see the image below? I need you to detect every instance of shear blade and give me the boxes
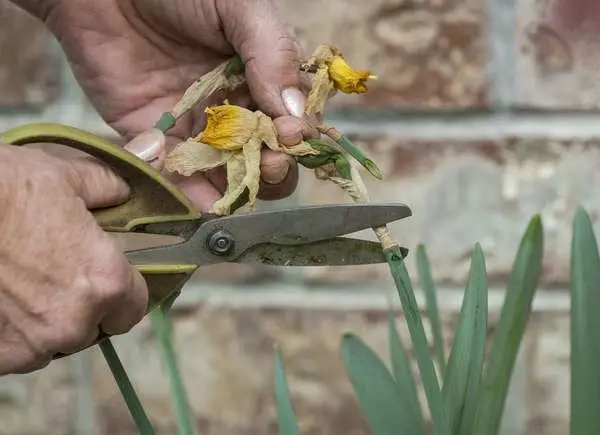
[234,237,409,267]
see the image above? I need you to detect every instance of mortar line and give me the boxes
[328,113,600,141]
[174,283,570,313]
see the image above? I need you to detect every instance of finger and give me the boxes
[257,151,298,201]
[99,266,149,336]
[66,158,130,209]
[274,116,319,147]
[203,167,228,195]
[123,128,167,169]
[217,0,305,119]
[166,172,223,212]
[0,348,51,375]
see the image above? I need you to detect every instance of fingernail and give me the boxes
[261,157,291,185]
[124,128,165,165]
[281,87,306,118]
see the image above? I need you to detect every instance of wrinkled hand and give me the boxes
[0,146,148,375]
[40,0,315,211]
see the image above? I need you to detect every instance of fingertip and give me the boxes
[260,150,293,185]
[258,151,299,200]
[281,87,306,118]
[274,116,319,146]
[124,128,167,170]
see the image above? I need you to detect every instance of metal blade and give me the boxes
[196,202,411,251]
[234,237,410,267]
[125,203,412,267]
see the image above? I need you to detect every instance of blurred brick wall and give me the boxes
[0,0,597,433]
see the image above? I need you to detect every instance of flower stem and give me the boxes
[99,339,155,435]
[150,308,196,435]
[316,124,382,180]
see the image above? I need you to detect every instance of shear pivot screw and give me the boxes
[207,230,234,256]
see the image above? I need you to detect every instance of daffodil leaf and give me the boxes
[334,155,352,180]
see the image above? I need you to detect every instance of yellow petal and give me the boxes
[164,139,230,176]
[305,65,336,116]
[197,104,258,150]
[328,55,375,94]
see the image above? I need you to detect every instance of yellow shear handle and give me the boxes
[0,122,199,310]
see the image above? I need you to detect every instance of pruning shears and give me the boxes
[0,122,412,352]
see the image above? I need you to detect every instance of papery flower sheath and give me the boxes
[165,102,318,215]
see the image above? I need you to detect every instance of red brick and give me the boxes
[515,0,600,108]
[295,136,600,287]
[280,0,487,109]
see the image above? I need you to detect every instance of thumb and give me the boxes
[218,0,306,119]
[66,157,130,209]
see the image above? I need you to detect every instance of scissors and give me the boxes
[0,122,412,354]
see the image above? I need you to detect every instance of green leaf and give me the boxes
[387,311,428,435]
[273,347,300,435]
[341,333,422,435]
[150,309,196,435]
[384,246,450,435]
[442,243,488,435]
[416,244,446,376]
[99,340,155,435]
[471,214,544,435]
[570,207,600,435]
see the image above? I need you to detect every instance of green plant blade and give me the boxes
[341,333,421,435]
[384,245,450,435]
[471,214,544,435]
[387,311,428,435]
[570,207,600,435]
[273,347,300,435]
[442,243,488,435]
[150,308,196,435]
[416,244,446,376]
[99,340,155,435]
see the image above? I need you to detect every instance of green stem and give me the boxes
[154,112,177,133]
[99,339,155,435]
[224,54,245,77]
[383,245,450,435]
[150,308,196,435]
[318,127,382,180]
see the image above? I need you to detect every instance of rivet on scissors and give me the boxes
[207,230,235,256]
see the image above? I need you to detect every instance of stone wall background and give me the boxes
[0,0,597,433]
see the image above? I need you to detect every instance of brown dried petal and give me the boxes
[307,43,340,65]
[305,65,335,117]
[164,139,230,176]
[210,136,263,215]
[257,112,319,156]
[211,152,247,216]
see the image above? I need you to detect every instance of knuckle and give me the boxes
[55,320,90,350]
[91,253,132,305]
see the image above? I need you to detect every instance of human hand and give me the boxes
[0,146,148,375]
[34,0,315,211]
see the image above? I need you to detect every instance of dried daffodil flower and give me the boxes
[328,55,376,94]
[165,102,318,215]
[305,44,377,116]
